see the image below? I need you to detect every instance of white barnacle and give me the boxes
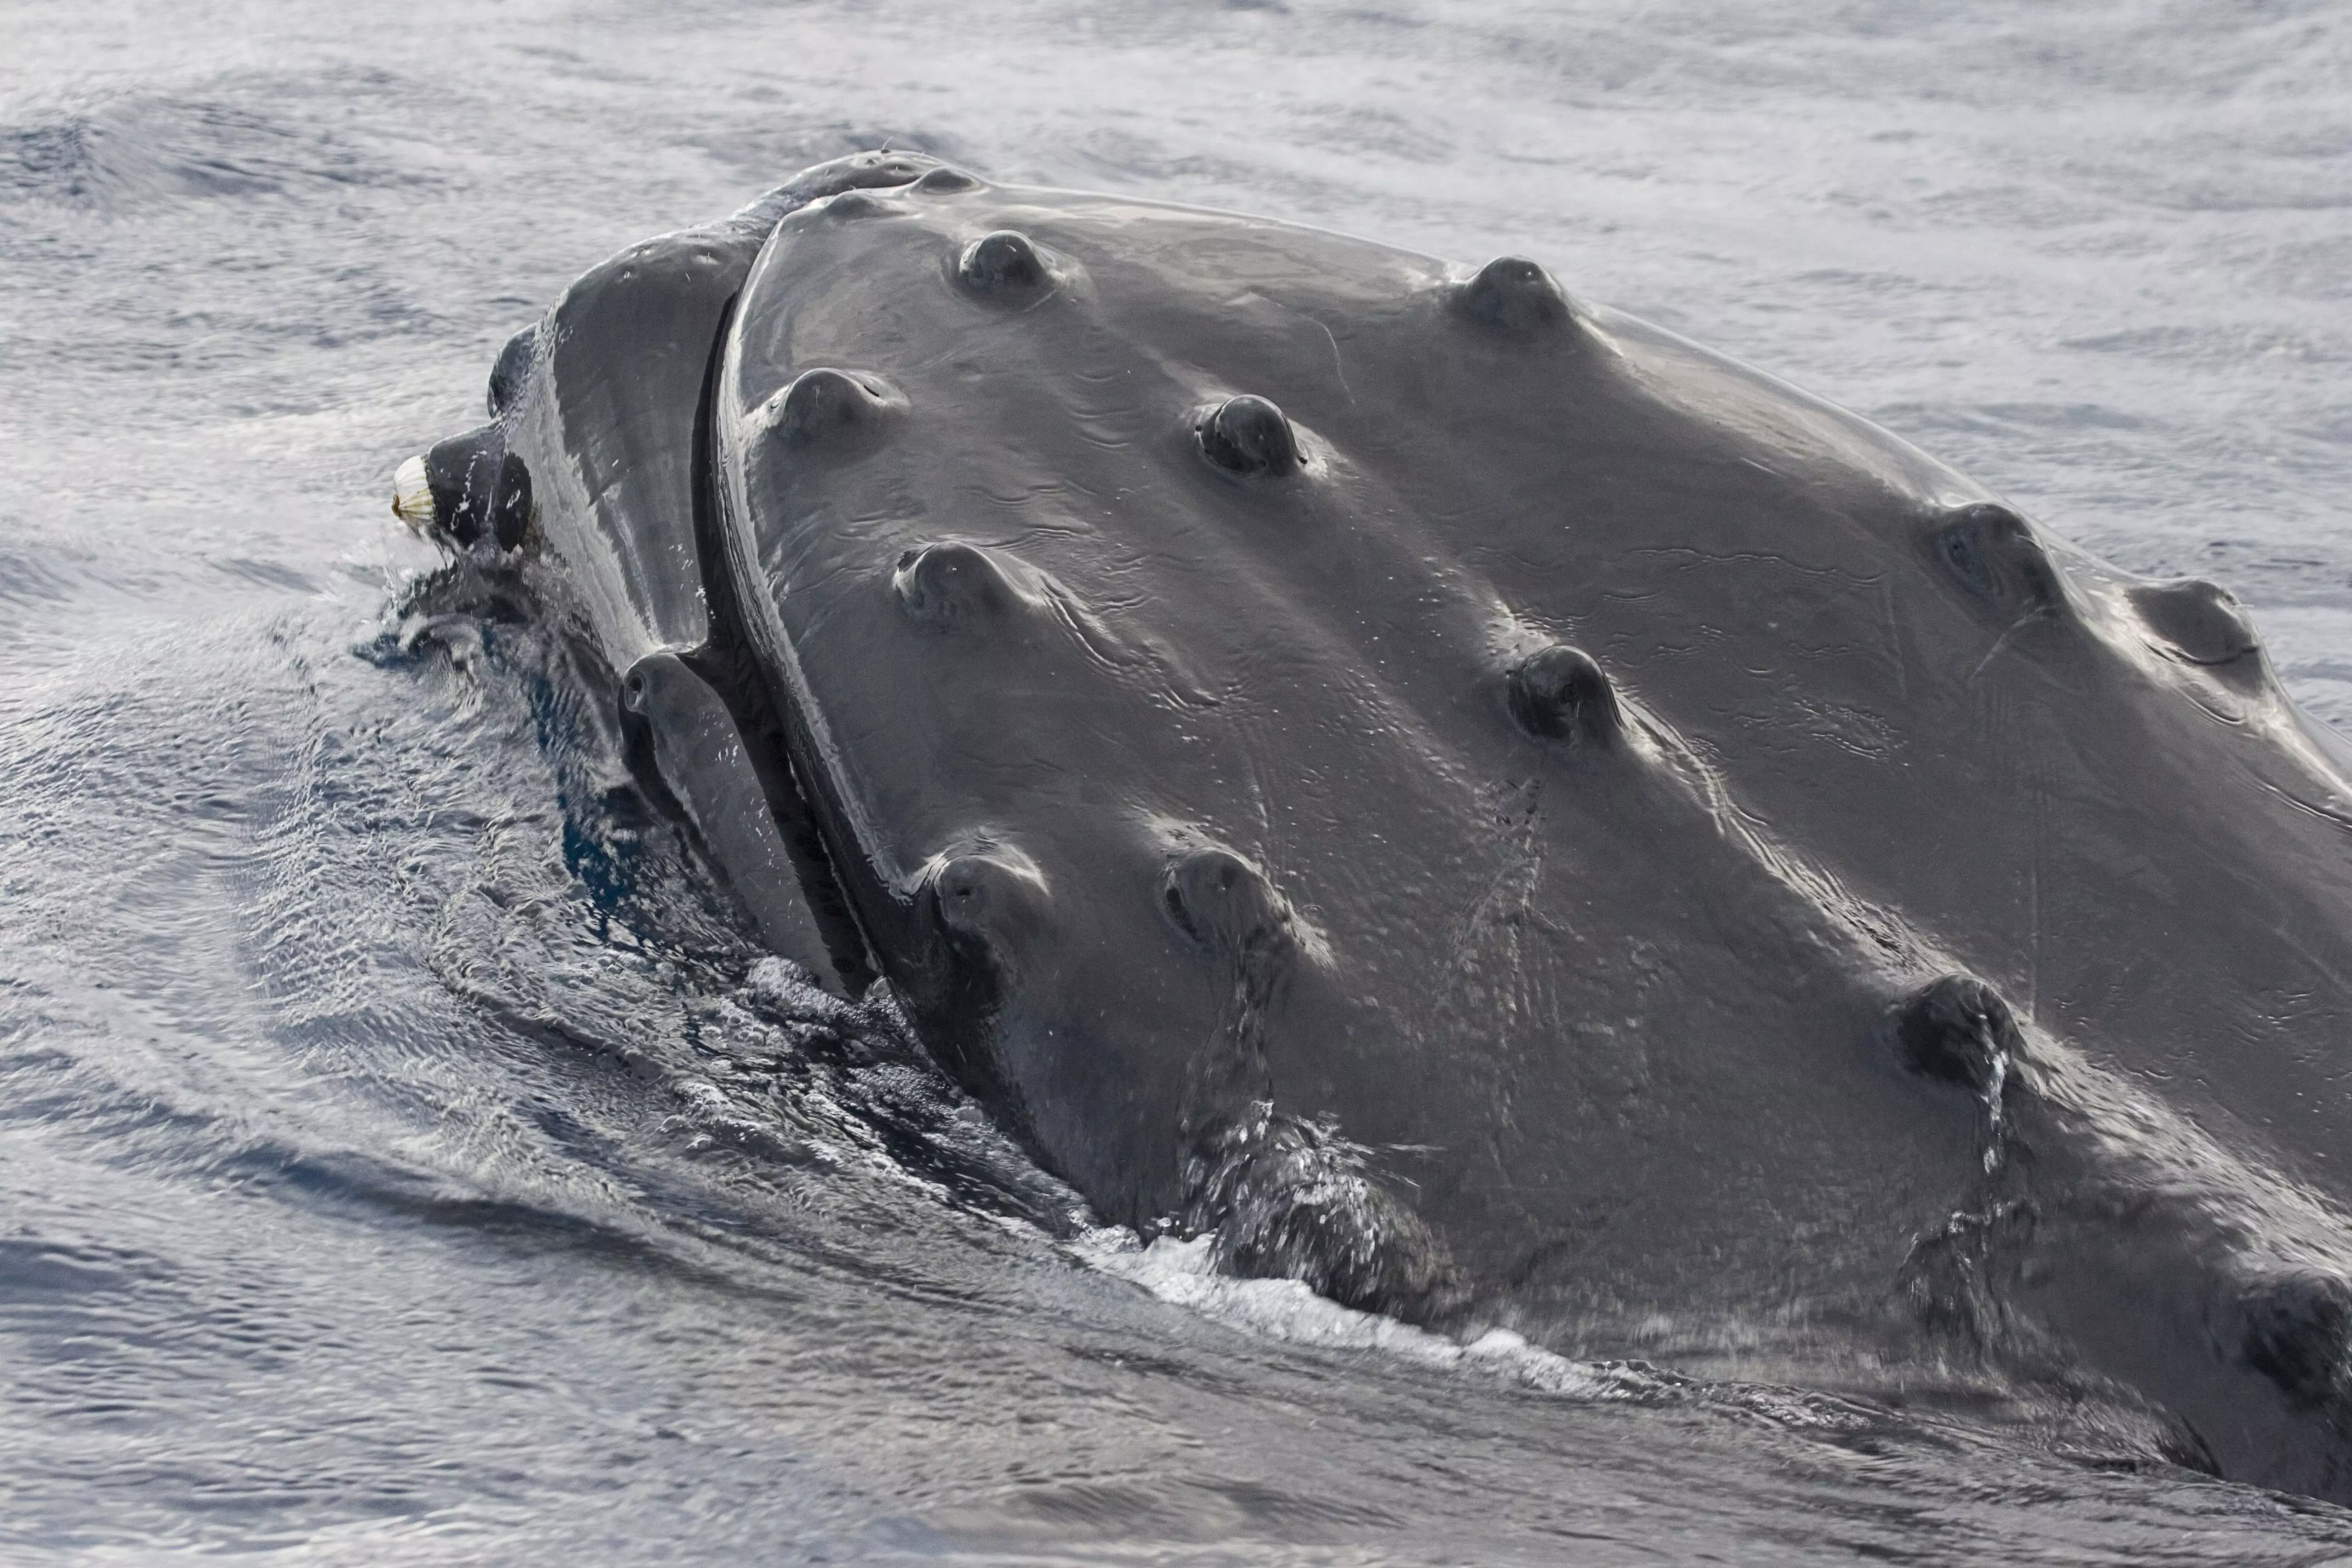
[390,455,435,532]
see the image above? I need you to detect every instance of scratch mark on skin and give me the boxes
[1968,609,2046,686]
[2245,767,2352,835]
[1314,317,1354,406]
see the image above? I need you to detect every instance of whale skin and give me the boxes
[400,150,2352,1501]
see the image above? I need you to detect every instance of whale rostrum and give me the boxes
[392,149,2352,1504]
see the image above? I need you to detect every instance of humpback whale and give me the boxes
[394,151,2352,1501]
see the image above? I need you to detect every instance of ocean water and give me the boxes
[6,1,2352,1561]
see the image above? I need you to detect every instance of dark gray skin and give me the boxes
[405,152,2352,1501]
[617,649,847,994]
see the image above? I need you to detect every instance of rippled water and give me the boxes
[6,1,2352,1561]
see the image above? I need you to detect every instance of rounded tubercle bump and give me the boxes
[925,846,1051,951]
[777,150,944,208]
[914,165,981,194]
[1195,394,1300,476]
[1456,256,1573,334]
[764,367,905,444]
[1162,843,1295,961]
[959,230,1049,292]
[893,540,1023,628]
[486,323,537,417]
[2131,577,2261,671]
[1508,644,1621,746]
[1927,501,2066,617]
[1896,974,2023,1094]
[819,188,891,221]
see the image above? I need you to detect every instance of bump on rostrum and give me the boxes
[913,165,980,194]
[418,425,532,553]
[2131,578,2261,670]
[1196,394,1300,476]
[1162,844,1294,961]
[893,540,1021,628]
[1928,501,2066,617]
[2239,1273,2352,1411]
[927,848,1049,951]
[486,324,537,417]
[776,150,937,208]
[1896,974,2023,1094]
[820,189,888,221]
[958,230,1048,292]
[1456,256,1572,333]
[765,368,903,444]
[1507,644,1620,745]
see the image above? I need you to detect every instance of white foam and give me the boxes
[1071,1229,1635,1401]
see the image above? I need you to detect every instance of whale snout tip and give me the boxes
[394,429,533,553]
[390,454,435,533]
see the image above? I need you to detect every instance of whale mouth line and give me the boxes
[687,287,880,995]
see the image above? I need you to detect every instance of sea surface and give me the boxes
[6,1,2352,1562]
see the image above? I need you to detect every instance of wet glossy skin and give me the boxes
[429,153,2352,1500]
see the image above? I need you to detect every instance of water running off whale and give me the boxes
[390,149,2352,1504]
